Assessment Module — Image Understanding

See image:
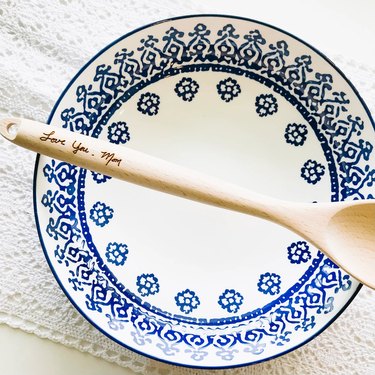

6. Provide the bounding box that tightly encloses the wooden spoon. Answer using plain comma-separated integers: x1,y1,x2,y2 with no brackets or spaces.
1,117,375,289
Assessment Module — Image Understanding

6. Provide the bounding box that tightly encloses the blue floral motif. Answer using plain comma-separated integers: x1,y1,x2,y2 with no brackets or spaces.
61,106,94,135
284,123,308,146
218,289,243,313
137,36,163,78
174,77,199,101
295,316,316,332
238,29,266,67
216,77,241,102
213,24,239,64
136,273,160,297
184,348,208,362
41,190,57,213
255,93,278,117
257,272,281,295
163,27,188,63
301,159,325,184
287,241,312,264
105,242,128,266
175,289,200,314
216,348,239,361
91,171,112,184
137,92,160,116
89,201,114,227
43,160,77,195
107,121,130,144
41,189,75,216
187,23,211,62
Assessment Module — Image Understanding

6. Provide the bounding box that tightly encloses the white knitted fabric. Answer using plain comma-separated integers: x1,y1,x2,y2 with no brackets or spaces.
0,1,375,374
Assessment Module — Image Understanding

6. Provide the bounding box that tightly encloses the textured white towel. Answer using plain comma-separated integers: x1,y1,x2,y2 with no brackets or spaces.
0,1,375,374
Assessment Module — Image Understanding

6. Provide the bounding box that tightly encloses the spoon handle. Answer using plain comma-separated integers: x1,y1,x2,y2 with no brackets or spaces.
1,117,289,221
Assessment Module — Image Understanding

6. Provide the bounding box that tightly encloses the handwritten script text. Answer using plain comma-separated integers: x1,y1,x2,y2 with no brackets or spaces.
39,131,123,168
40,131,66,145
100,151,122,166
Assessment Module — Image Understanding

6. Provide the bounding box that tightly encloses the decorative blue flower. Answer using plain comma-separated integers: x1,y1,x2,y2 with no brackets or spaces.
107,121,130,144
255,93,278,117
218,289,243,313
174,77,199,101
175,289,200,314
136,273,160,297
137,92,160,116
43,160,77,194
216,77,241,102
257,272,281,295
287,241,311,264
89,201,114,227
91,171,112,184
284,123,308,146
191,22,210,37
301,159,325,184
41,190,56,213
105,242,128,266
216,348,238,361
61,106,93,135
296,316,316,332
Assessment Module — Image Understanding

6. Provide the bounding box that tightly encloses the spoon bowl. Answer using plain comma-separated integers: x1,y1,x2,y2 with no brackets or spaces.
275,199,375,288
325,201,375,287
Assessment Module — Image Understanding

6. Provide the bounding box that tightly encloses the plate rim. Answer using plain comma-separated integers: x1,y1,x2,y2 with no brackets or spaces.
33,13,367,369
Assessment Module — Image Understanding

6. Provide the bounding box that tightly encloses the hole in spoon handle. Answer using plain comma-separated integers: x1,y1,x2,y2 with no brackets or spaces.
0,118,20,141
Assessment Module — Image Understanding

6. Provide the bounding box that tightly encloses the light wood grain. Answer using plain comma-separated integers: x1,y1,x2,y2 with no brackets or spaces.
1,117,374,289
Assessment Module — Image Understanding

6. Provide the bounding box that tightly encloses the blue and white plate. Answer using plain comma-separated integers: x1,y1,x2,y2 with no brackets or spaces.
33,15,374,368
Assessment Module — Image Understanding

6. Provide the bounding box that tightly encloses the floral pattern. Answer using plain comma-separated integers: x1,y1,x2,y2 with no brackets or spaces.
218,289,244,313
284,123,308,146
301,159,326,185
216,77,241,102
91,171,112,184
137,92,160,116
255,93,278,117
61,106,93,135
287,241,312,264
136,273,160,297
257,272,281,295
105,242,129,266
42,160,77,195
174,77,199,101
175,289,200,314
107,121,130,144
89,201,114,227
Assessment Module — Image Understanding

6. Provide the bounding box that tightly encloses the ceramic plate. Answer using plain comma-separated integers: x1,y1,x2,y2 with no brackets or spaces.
34,15,374,369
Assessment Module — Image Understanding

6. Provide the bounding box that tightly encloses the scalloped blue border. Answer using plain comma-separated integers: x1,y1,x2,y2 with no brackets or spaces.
33,14,368,369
